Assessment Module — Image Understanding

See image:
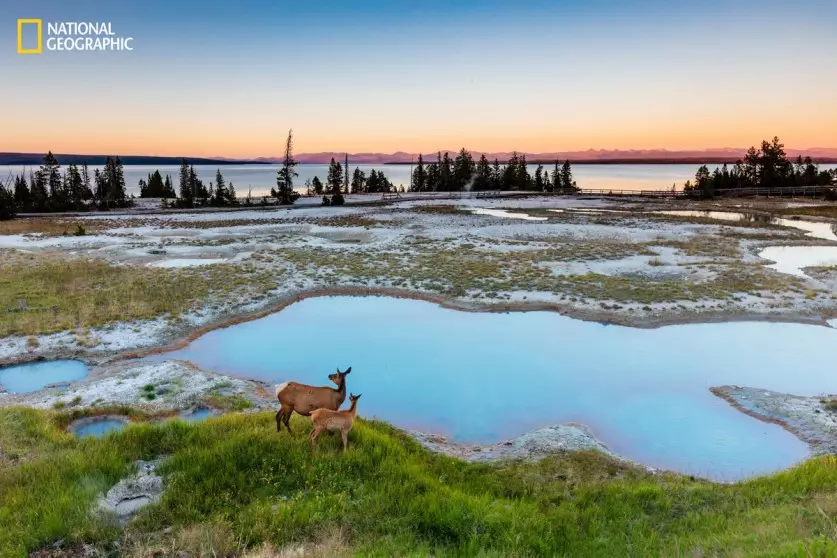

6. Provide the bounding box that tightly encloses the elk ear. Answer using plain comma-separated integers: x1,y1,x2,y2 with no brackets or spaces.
344,367,352,374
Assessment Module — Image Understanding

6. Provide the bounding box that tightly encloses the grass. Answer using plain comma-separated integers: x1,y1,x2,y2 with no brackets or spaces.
0,254,282,337
1,407,836,557
776,205,837,219
824,399,837,412
0,218,107,237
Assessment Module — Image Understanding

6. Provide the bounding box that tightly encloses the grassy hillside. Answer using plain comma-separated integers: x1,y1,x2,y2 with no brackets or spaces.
1,407,836,557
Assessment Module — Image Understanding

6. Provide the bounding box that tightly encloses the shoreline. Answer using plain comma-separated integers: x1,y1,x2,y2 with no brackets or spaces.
115,286,835,361
710,386,837,456
1,285,834,370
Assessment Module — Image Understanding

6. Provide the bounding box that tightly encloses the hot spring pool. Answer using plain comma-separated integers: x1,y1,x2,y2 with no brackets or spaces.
154,296,837,481
0,360,89,394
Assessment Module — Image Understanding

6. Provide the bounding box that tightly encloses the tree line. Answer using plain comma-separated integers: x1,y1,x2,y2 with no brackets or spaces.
0,152,132,219
411,149,578,193
684,137,837,198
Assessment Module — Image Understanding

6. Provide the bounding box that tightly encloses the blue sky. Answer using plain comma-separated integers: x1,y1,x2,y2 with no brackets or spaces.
3,0,836,156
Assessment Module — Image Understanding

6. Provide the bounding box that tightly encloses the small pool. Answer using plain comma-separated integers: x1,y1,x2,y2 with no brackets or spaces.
154,295,837,481
0,360,89,394
71,417,129,438
470,208,547,221
655,210,837,241
178,408,220,422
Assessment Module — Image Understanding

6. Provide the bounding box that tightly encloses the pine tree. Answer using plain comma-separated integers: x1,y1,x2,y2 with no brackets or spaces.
439,152,453,191
227,182,237,204
304,178,312,196
411,154,427,192
344,153,349,195
81,163,91,200
31,169,49,211
312,176,324,195
453,148,475,191
534,164,545,191
214,169,227,206
14,174,31,209
351,168,367,194
491,159,502,190
551,161,561,192
179,159,192,205
474,155,491,191
0,176,16,220
560,160,577,192
275,129,299,205
327,158,344,204
163,175,175,198
426,160,440,192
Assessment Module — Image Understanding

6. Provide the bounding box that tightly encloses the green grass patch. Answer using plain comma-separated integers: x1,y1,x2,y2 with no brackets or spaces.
1,407,837,556
0,254,283,337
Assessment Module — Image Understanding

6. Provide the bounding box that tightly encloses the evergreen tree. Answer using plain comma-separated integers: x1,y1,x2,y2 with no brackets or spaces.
227,182,237,204
275,129,299,205
560,160,577,192
81,163,91,199
344,153,350,195
439,152,454,191
491,159,502,190
453,148,475,191
214,169,228,206
304,178,312,196
551,161,561,192
31,170,49,211
351,167,367,194
312,176,324,195
179,159,193,205
327,158,344,204
14,174,30,208
426,160,440,192
411,155,427,192
0,177,16,220
474,155,492,191
534,164,546,191
163,175,176,198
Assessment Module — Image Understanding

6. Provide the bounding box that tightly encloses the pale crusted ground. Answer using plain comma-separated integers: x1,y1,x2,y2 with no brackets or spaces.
1,196,836,361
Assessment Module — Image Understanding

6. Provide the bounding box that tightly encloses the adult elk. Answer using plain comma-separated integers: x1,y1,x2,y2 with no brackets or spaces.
274,367,351,433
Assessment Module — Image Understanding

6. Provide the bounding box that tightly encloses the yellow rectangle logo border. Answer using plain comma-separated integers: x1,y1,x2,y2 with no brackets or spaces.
18,19,42,54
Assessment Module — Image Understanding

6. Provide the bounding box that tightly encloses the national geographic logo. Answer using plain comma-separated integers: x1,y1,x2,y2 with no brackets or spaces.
17,19,134,54
17,19,42,54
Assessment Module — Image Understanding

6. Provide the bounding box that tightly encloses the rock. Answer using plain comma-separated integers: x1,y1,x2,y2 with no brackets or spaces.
97,459,166,523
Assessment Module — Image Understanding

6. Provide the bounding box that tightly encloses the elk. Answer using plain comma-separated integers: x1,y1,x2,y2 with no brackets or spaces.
274,367,351,433
310,393,362,452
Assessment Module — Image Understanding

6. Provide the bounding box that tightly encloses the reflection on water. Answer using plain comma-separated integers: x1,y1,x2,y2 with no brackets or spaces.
154,296,837,481
655,210,837,241
0,360,89,394
759,246,837,277
470,208,547,221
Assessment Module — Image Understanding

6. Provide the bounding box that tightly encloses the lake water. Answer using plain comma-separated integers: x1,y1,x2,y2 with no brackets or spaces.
0,360,89,394
154,295,837,481
9,163,831,199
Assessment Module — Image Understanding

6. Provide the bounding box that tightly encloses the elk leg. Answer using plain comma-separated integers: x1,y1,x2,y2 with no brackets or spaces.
283,410,292,433
341,430,349,452
275,410,282,432
310,427,321,451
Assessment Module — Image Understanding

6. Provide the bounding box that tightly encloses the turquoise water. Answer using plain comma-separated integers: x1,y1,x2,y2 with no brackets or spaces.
179,408,220,422
0,360,89,394
72,418,128,438
155,296,837,481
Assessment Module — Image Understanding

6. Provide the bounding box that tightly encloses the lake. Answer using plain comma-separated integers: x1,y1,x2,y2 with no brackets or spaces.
8,163,832,199
153,295,837,481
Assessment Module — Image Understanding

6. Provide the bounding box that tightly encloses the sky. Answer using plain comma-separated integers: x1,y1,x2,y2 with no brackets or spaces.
2,0,836,157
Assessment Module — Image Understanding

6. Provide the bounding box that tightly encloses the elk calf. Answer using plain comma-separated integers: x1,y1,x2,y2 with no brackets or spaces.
310,393,361,452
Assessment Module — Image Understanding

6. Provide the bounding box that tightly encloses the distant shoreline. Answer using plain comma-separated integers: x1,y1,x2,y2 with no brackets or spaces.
385,157,837,166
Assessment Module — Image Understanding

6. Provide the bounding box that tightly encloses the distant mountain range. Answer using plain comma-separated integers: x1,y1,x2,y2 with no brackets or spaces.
2,148,837,167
